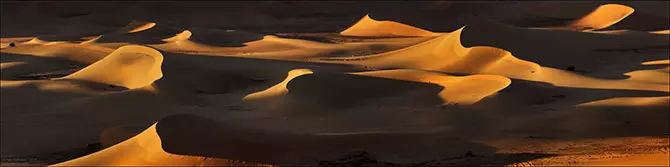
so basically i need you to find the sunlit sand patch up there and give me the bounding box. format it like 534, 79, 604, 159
642, 60, 670, 65
624, 67, 670, 85
556, 4, 635, 31
58, 45, 164, 89
114, 20, 158, 33
649, 30, 670, 35
243, 69, 313, 101
577, 96, 669, 107
353, 69, 511, 105
340, 14, 439, 37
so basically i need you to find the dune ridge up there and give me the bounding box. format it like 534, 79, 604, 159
59, 45, 164, 89
340, 14, 439, 37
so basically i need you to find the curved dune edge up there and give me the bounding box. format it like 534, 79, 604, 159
559, 4, 635, 31
243, 69, 314, 101
577, 96, 670, 107
58, 45, 164, 89
326, 23, 669, 92
1, 42, 115, 63
642, 60, 670, 65
340, 14, 439, 37
51, 123, 274, 167
327, 27, 541, 79
244, 68, 509, 105
649, 30, 670, 34
161, 30, 193, 42
115, 20, 158, 34
353, 69, 511, 105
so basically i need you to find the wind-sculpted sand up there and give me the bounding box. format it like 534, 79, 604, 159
1, 2, 668, 166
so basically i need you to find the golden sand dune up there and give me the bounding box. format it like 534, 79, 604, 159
1, 43, 113, 63
54, 114, 494, 166
245, 68, 509, 105
578, 96, 670, 107
53, 123, 273, 167
354, 69, 511, 105
552, 4, 635, 31
243, 69, 313, 101
84, 23, 186, 47
325, 27, 540, 79
2, 2, 669, 166
59, 45, 163, 89
340, 14, 438, 37
114, 20, 158, 34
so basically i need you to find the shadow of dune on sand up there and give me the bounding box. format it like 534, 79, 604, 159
283, 72, 444, 109
155, 114, 500, 166
459, 20, 669, 80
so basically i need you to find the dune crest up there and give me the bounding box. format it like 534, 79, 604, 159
243, 69, 313, 101
340, 14, 438, 37
162, 30, 193, 42
563, 4, 635, 31
51, 123, 273, 166
115, 20, 158, 34
577, 96, 670, 107
327, 27, 541, 79
59, 45, 164, 89
354, 69, 511, 105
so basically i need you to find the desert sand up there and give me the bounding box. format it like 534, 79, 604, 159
1, 1, 668, 166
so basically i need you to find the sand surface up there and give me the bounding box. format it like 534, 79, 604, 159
1, 1, 668, 166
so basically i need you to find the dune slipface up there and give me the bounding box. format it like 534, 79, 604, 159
52, 123, 274, 167
328, 27, 541, 79
560, 4, 635, 31
114, 20, 158, 34
354, 69, 511, 105
244, 69, 314, 101
340, 14, 438, 37
59, 45, 164, 89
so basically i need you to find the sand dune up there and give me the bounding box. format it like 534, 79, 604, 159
59, 45, 163, 89
1, 1, 669, 166
53, 122, 273, 166
353, 69, 511, 105
243, 69, 313, 101
340, 14, 438, 37
556, 4, 635, 31
114, 20, 158, 34
325, 27, 540, 79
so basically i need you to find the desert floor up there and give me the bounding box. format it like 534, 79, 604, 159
1, 1, 669, 166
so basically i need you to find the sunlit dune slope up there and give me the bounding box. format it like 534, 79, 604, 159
578, 96, 670, 107
1, 43, 114, 64
52, 123, 273, 167
244, 68, 509, 105
59, 45, 163, 89
114, 20, 158, 34
83, 22, 186, 47
340, 14, 439, 37
243, 69, 313, 101
354, 69, 511, 105
326, 27, 541, 79
554, 4, 635, 31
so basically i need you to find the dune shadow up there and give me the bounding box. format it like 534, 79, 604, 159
604, 10, 670, 31
0, 52, 85, 80
460, 20, 669, 80
283, 72, 444, 109
468, 78, 669, 139
187, 27, 265, 47
155, 114, 519, 166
